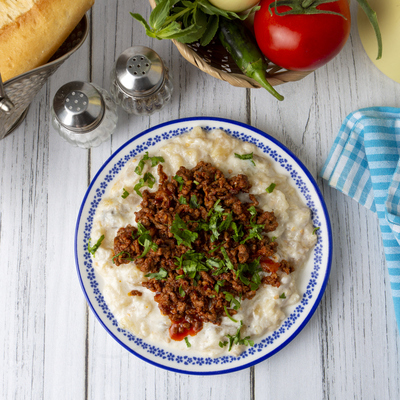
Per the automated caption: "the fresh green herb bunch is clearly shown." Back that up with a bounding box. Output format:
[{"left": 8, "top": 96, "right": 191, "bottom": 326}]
[{"left": 131, "top": 0, "right": 259, "bottom": 46}]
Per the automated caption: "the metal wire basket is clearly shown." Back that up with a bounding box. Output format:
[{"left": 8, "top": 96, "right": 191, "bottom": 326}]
[{"left": 0, "top": 14, "right": 89, "bottom": 140}]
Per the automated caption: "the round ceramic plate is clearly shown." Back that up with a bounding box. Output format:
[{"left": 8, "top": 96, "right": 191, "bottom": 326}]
[{"left": 75, "top": 117, "right": 332, "bottom": 375}]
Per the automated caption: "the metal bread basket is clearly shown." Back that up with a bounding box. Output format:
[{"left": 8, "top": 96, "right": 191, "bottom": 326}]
[{"left": 0, "top": 14, "right": 89, "bottom": 140}]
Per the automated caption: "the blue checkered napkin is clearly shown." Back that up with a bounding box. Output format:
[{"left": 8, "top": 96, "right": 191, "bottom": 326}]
[{"left": 321, "top": 107, "right": 400, "bottom": 332}]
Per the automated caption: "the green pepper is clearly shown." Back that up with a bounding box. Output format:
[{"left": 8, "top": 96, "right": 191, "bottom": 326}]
[{"left": 218, "top": 18, "right": 284, "bottom": 101}]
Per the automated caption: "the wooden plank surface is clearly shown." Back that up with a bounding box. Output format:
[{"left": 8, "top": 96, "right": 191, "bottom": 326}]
[{"left": 0, "top": 1, "right": 399, "bottom": 399}]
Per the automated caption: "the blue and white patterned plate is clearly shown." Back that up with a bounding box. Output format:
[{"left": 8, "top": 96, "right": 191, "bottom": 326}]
[{"left": 75, "top": 117, "right": 332, "bottom": 375}]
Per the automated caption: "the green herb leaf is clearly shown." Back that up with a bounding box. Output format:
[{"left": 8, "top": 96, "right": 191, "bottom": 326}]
[
  {"left": 200, "top": 14, "right": 219, "bottom": 46},
  {"left": 173, "top": 175, "right": 185, "bottom": 191},
  {"left": 121, "top": 188, "right": 130, "bottom": 199},
  {"left": 235, "top": 152, "right": 255, "bottom": 166},
  {"left": 184, "top": 336, "right": 191, "bottom": 348},
  {"left": 266, "top": 183, "right": 276, "bottom": 193},
  {"left": 134, "top": 172, "right": 157, "bottom": 197},
  {"left": 224, "top": 291, "right": 240, "bottom": 310},
  {"left": 190, "top": 194, "right": 200, "bottom": 209},
  {"left": 219, "top": 212, "right": 233, "bottom": 232},
  {"left": 214, "top": 279, "right": 225, "bottom": 293},
  {"left": 179, "top": 285, "right": 185, "bottom": 297},
  {"left": 171, "top": 214, "right": 198, "bottom": 248},
  {"left": 112, "top": 251, "right": 134, "bottom": 264},
  {"left": 135, "top": 151, "right": 165, "bottom": 175},
  {"left": 145, "top": 267, "right": 168, "bottom": 280},
  {"left": 209, "top": 241, "right": 226, "bottom": 254},
  {"left": 193, "top": 180, "right": 200, "bottom": 185},
  {"left": 279, "top": 293, "right": 286, "bottom": 299},
  {"left": 179, "top": 196, "right": 187, "bottom": 205},
  {"left": 231, "top": 222, "right": 244, "bottom": 242},
  {"left": 313, "top": 227, "right": 320, "bottom": 235},
  {"left": 219, "top": 320, "right": 254, "bottom": 351},
  {"left": 224, "top": 305, "right": 238, "bottom": 323},
  {"left": 240, "top": 209, "right": 264, "bottom": 244},
  {"left": 137, "top": 238, "right": 158, "bottom": 258},
  {"left": 144, "top": 172, "right": 156, "bottom": 188},
  {"left": 87, "top": 235, "right": 105, "bottom": 256},
  {"left": 220, "top": 247, "right": 234, "bottom": 271}
]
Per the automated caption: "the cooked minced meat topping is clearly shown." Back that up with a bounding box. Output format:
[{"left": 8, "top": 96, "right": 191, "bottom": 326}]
[{"left": 113, "top": 161, "right": 293, "bottom": 338}]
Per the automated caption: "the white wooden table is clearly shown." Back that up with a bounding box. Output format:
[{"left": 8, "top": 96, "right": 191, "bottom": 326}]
[{"left": 1, "top": 1, "right": 399, "bottom": 399}]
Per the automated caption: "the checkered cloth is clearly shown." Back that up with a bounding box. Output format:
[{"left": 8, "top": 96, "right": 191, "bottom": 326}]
[{"left": 321, "top": 107, "right": 400, "bottom": 332}]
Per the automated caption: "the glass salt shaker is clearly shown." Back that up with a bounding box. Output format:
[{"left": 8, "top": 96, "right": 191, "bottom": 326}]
[
  {"left": 110, "top": 46, "right": 173, "bottom": 115},
  {"left": 51, "top": 81, "right": 118, "bottom": 148}
]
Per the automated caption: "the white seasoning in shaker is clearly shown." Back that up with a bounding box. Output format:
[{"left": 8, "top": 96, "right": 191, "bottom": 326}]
[
  {"left": 51, "top": 81, "right": 118, "bottom": 148},
  {"left": 110, "top": 46, "right": 173, "bottom": 115}
]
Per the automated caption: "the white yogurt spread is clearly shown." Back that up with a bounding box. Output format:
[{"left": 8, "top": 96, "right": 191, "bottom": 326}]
[{"left": 90, "top": 127, "right": 317, "bottom": 357}]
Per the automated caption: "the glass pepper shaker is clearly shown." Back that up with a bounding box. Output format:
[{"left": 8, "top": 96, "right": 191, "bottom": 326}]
[
  {"left": 110, "top": 46, "right": 173, "bottom": 115},
  {"left": 51, "top": 81, "right": 118, "bottom": 148}
]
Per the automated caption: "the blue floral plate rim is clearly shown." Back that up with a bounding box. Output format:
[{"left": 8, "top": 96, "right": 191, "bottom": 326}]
[{"left": 75, "top": 116, "right": 332, "bottom": 375}]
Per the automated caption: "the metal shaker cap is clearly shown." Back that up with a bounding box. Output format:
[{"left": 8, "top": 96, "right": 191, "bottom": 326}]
[
  {"left": 53, "top": 81, "right": 105, "bottom": 132},
  {"left": 114, "top": 46, "right": 165, "bottom": 97}
]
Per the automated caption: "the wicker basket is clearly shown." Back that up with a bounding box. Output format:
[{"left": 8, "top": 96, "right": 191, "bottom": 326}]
[{"left": 148, "top": 0, "right": 312, "bottom": 89}]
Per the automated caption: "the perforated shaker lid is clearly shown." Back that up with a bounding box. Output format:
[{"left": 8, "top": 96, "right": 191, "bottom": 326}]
[
  {"left": 114, "top": 46, "right": 165, "bottom": 97},
  {"left": 53, "top": 81, "right": 105, "bottom": 132}
]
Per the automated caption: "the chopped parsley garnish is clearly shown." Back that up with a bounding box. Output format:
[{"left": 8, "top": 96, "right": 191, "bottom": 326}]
[
  {"left": 224, "top": 305, "right": 238, "bottom": 323},
  {"left": 313, "top": 227, "right": 320, "bottom": 235},
  {"left": 234, "top": 152, "right": 255, "bottom": 166},
  {"left": 209, "top": 241, "right": 226, "bottom": 254},
  {"left": 248, "top": 206, "right": 257, "bottom": 216},
  {"left": 223, "top": 291, "right": 241, "bottom": 310},
  {"left": 137, "top": 237, "right": 158, "bottom": 258},
  {"left": 121, "top": 188, "right": 130, "bottom": 199},
  {"left": 87, "top": 235, "right": 105, "bottom": 256},
  {"left": 240, "top": 207, "right": 264, "bottom": 244},
  {"left": 236, "top": 258, "right": 262, "bottom": 291},
  {"left": 190, "top": 194, "right": 200, "bottom": 209},
  {"left": 220, "top": 247, "right": 234, "bottom": 271},
  {"left": 206, "top": 200, "right": 232, "bottom": 242},
  {"left": 136, "top": 222, "right": 158, "bottom": 258},
  {"left": 270, "top": 236, "right": 277, "bottom": 242},
  {"left": 175, "top": 250, "right": 209, "bottom": 279},
  {"left": 214, "top": 280, "right": 225, "bottom": 293},
  {"left": 134, "top": 172, "right": 156, "bottom": 197},
  {"left": 279, "top": 293, "right": 286, "bottom": 299},
  {"left": 173, "top": 175, "right": 185, "bottom": 191},
  {"left": 179, "top": 285, "right": 185, "bottom": 297},
  {"left": 184, "top": 336, "right": 191, "bottom": 348},
  {"left": 231, "top": 222, "right": 244, "bottom": 242},
  {"left": 193, "top": 180, "right": 200, "bottom": 185},
  {"left": 266, "top": 183, "right": 276, "bottom": 193},
  {"left": 144, "top": 172, "right": 156, "bottom": 188},
  {"left": 135, "top": 152, "right": 164, "bottom": 175},
  {"left": 219, "top": 320, "right": 254, "bottom": 351},
  {"left": 179, "top": 196, "right": 187, "bottom": 205},
  {"left": 112, "top": 251, "right": 134, "bottom": 264},
  {"left": 219, "top": 212, "right": 233, "bottom": 232},
  {"left": 171, "top": 214, "right": 198, "bottom": 248},
  {"left": 145, "top": 268, "right": 168, "bottom": 280},
  {"left": 207, "top": 257, "right": 226, "bottom": 276}
]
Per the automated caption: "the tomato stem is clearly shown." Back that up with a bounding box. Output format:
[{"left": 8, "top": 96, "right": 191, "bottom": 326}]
[
  {"left": 269, "top": 0, "right": 347, "bottom": 18},
  {"left": 302, "top": 0, "right": 315, "bottom": 7}
]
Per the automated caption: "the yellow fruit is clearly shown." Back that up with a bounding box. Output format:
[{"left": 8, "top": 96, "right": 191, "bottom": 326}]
[
  {"left": 208, "top": 0, "right": 260, "bottom": 13},
  {"left": 358, "top": 0, "right": 400, "bottom": 83}
]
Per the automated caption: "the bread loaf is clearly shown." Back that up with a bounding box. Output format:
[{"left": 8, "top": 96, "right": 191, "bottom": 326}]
[{"left": 0, "top": 0, "right": 94, "bottom": 82}]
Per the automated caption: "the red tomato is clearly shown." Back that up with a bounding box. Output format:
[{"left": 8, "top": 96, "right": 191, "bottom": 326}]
[{"left": 253, "top": 0, "right": 351, "bottom": 71}]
